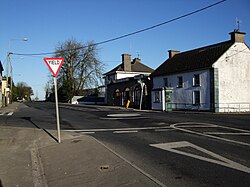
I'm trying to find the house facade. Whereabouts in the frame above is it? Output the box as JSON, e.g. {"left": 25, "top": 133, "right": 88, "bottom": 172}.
{"left": 0, "top": 61, "right": 4, "bottom": 107}
{"left": 151, "top": 31, "right": 250, "bottom": 112}
{"left": 104, "top": 54, "right": 153, "bottom": 109}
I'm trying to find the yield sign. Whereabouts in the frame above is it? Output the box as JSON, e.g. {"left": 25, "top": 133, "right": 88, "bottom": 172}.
{"left": 44, "top": 58, "right": 64, "bottom": 77}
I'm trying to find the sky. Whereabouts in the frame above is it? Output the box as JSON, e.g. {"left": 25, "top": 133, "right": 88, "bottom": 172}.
{"left": 1, "top": 0, "right": 250, "bottom": 100}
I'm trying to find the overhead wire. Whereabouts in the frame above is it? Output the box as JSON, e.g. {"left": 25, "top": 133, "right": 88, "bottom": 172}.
{"left": 11, "top": 0, "right": 226, "bottom": 57}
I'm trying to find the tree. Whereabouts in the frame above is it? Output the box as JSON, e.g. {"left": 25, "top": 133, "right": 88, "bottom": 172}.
{"left": 13, "top": 82, "right": 34, "bottom": 101}
{"left": 49, "top": 39, "right": 104, "bottom": 102}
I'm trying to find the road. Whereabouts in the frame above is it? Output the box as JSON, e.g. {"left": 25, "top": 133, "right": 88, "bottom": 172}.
{"left": 5, "top": 102, "right": 250, "bottom": 186}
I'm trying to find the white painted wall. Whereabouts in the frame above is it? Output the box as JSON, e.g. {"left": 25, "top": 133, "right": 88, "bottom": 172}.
{"left": 213, "top": 42, "right": 250, "bottom": 112}
{"left": 152, "top": 70, "right": 211, "bottom": 111}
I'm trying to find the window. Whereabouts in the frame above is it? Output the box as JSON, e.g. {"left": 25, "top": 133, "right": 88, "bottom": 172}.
{"left": 193, "top": 74, "right": 200, "bottom": 87}
{"left": 177, "top": 76, "right": 183, "bottom": 88}
{"left": 163, "top": 78, "right": 169, "bottom": 87}
{"left": 154, "top": 91, "right": 161, "bottom": 103}
{"left": 193, "top": 91, "right": 200, "bottom": 105}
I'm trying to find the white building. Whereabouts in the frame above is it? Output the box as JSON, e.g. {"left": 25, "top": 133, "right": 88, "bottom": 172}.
{"left": 151, "top": 31, "right": 250, "bottom": 112}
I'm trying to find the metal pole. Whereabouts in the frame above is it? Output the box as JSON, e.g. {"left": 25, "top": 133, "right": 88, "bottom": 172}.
{"left": 139, "top": 82, "right": 144, "bottom": 110}
{"left": 54, "top": 77, "right": 61, "bottom": 143}
{"left": 6, "top": 52, "right": 10, "bottom": 105}
{"left": 10, "top": 61, "right": 13, "bottom": 103}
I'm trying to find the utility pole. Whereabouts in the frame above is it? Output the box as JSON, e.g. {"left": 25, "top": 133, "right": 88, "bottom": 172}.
{"left": 6, "top": 51, "right": 11, "bottom": 105}
{"left": 7, "top": 38, "right": 28, "bottom": 104}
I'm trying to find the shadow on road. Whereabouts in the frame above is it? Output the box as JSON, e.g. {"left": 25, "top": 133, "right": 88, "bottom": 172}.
{"left": 21, "top": 116, "right": 58, "bottom": 143}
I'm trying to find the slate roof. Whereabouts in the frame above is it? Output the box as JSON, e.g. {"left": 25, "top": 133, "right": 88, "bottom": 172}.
{"left": 104, "top": 59, "right": 154, "bottom": 75}
{"left": 0, "top": 60, "right": 3, "bottom": 72}
{"left": 151, "top": 40, "right": 234, "bottom": 77}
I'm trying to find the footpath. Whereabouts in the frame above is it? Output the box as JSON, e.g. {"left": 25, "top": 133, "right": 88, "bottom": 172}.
{"left": 0, "top": 103, "right": 160, "bottom": 187}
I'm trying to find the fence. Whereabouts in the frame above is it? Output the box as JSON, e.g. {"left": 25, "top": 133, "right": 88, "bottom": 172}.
{"left": 168, "top": 102, "right": 250, "bottom": 113}
{"left": 215, "top": 103, "right": 250, "bottom": 113}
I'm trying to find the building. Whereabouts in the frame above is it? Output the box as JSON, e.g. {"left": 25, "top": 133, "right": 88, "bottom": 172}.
{"left": 104, "top": 54, "right": 154, "bottom": 109}
{"left": 0, "top": 61, "right": 5, "bottom": 107}
{"left": 151, "top": 31, "right": 250, "bottom": 112}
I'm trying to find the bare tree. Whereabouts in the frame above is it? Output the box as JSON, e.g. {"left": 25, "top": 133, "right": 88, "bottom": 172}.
{"left": 51, "top": 39, "right": 104, "bottom": 102}
{"left": 14, "top": 82, "right": 34, "bottom": 101}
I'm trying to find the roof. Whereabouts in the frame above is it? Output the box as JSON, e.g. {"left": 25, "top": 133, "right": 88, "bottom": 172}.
{"left": 0, "top": 60, "right": 3, "bottom": 72}
{"left": 151, "top": 40, "right": 234, "bottom": 77}
{"left": 104, "top": 59, "right": 154, "bottom": 76}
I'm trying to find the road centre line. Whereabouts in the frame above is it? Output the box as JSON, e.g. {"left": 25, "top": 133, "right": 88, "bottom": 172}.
{"left": 170, "top": 122, "right": 250, "bottom": 147}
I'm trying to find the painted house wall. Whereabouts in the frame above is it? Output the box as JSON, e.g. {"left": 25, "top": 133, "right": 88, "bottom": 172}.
{"left": 152, "top": 69, "right": 211, "bottom": 111}
{"left": 213, "top": 42, "right": 250, "bottom": 112}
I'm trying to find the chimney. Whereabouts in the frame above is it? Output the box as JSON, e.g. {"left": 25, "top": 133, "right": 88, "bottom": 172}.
{"left": 122, "top": 54, "right": 131, "bottom": 72}
{"left": 168, "top": 50, "right": 180, "bottom": 58}
{"left": 229, "top": 30, "right": 246, "bottom": 43}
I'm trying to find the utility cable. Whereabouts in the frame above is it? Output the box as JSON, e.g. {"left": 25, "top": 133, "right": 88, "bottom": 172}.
{"left": 11, "top": 0, "right": 226, "bottom": 56}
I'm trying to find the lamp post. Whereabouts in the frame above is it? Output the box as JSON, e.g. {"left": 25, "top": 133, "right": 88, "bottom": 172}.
{"left": 138, "top": 79, "right": 145, "bottom": 110}
{"left": 6, "top": 38, "right": 28, "bottom": 104}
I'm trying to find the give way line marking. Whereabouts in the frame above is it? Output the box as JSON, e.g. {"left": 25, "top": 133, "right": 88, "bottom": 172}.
{"left": 170, "top": 122, "right": 250, "bottom": 147}
{"left": 0, "top": 112, "right": 14, "bottom": 116}
{"left": 150, "top": 141, "right": 250, "bottom": 174}
{"left": 64, "top": 126, "right": 172, "bottom": 133}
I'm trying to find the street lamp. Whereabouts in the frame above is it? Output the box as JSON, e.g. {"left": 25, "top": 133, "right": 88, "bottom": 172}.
{"left": 6, "top": 38, "right": 28, "bottom": 104}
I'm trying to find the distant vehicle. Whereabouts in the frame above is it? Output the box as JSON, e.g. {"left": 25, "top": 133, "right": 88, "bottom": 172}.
{"left": 17, "top": 97, "right": 24, "bottom": 102}
{"left": 72, "top": 100, "right": 79, "bottom": 104}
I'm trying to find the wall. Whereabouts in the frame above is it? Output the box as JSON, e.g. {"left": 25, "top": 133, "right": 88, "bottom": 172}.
{"left": 213, "top": 42, "right": 250, "bottom": 112}
{"left": 152, "top": 69, "right": 211, "bottom": 111}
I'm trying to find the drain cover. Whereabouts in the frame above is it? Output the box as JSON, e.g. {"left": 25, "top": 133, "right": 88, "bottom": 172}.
{"left": 99, "top": 165, "right": 109, "bottom": 172}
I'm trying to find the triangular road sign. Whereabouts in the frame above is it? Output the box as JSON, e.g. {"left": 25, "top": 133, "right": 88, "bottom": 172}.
{"left": 44, "top": 58, "right": 64, "bottom": 77}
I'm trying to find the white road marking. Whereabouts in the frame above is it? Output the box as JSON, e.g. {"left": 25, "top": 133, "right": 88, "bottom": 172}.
{"left": 150, "top": 141, "right": 250, "bottom": 174}
{"left": 100, "top": 116, "right": 148, "bottom": 120}
{"left": 177, "top": 124, "right": 216, "bottom": 128}
{"left": 170, "top": 122, "right": 250, "bottom": 147}
{"left": 154, "top": 129, "right": 176, "bottom": 132}
{"left": 7, "top": 112, "right": 14, "bottom": 116}
{"left": 204, "top": 132, "right": 250, "bottom": 135}
{"left": 64, "top": 126, "right": 172, "bottom": 133}
{"left": 0, "top": 112, "right": 14, "bottom": 116}
{"left": 217, "top": 125, "right": 250, "bottom": 133}
{"left": 113, "top": 130, "right": 138, "bottom": 134}
{"left": 80, "top": 132, "right": 95, "bottom": 134}
{"left": 107, "top": 113, "right": 141, "bottom": 117}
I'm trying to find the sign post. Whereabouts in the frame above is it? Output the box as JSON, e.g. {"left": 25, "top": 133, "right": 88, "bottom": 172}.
{"left": 44, "top": 58, "right": 64, "bottom": 143}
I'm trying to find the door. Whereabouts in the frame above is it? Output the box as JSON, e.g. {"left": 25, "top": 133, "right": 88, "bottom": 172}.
{"left": 165, "top": 90, "right": 173, "bottom": 111}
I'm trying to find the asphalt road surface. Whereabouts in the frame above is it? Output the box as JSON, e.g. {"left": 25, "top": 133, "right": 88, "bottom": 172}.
{"left": 7, "top": 102, "right": 250, "bottom": 186}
